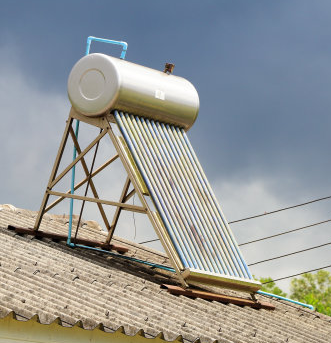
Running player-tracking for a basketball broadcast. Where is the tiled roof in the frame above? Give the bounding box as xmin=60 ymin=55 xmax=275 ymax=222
xmin=0 ymin=205 xmax=331 ymax=343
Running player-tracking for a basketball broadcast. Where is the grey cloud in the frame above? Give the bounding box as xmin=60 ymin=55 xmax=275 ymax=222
xmin=1 ymin=1 xmax=331 ymax=291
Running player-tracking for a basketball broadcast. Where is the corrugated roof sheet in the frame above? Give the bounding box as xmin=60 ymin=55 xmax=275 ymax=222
xmin=0 ymin=205 xmax=331 ymax=343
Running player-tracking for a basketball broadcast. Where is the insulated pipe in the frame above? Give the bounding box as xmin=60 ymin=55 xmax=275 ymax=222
xmin=115 ymin=112 xmax=191 ymax=267
xmin=166 ymin=125 xmax=245 ymax=278
xmin=256 ymin=290 xmax=314 ymax=310
xmin=178 ymin=128 xmax=252 ymax=279
xmin=138 ymin=117 xmax=217 ymax=273
xmin=154 ymin=121 xmax=238 ymax=277
xmin=122 ymin=113 xmax=200 ymax=269
xmin=67 ymin=119 xmax=80 ymax=245
xmin=149 ymin=119 xmax=231 ymax=275
xmin=74 ymin=244 xmax=175 ymax=272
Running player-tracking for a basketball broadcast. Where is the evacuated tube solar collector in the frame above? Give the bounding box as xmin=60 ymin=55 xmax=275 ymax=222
xmin=68 ymin=53 xmax=260 ymax=292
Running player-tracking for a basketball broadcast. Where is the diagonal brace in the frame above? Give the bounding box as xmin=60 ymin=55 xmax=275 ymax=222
xmin=123 ymin=189 xmax=136 ymax=203
xmin=45 ymin=153 xmax=119 ymax=213
xmin=49 ymin=129 xmax=108 ymax=189
xmin=106 ymin=176 xmax=131 ymax=243
xmin=68 ymin=126 xmax=111 ymax=232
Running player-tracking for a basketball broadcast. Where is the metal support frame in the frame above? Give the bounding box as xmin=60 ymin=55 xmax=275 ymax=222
xmin=33 ymin=107 xmax=188 ymax=287
xmin=34 ymin=108 xmax=146 ymax=231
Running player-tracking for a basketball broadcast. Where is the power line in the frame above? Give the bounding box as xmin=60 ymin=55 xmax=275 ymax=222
xmin=239 ymin=218 xmax=331 ymax=246
xmin=249 ymin=241 xmax=331 ymax=266
xmin=139 ymin=238 xmax=159 ymax=245
xmin=139 ymin=218 xmax=331 ymax=246
xmin=228 ymin=195 xmax=331 ymax=224
xmin=132 ymin=193 xmax=137 ymax=240
xmin=262 ymin=264 xmax=331 ymax=284
xmin=138 ymin=196 xmax=331 ymax=245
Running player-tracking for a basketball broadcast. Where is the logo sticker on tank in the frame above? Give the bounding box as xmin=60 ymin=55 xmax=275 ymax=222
xmin=155 ymin=89 xmax=165 ymax=100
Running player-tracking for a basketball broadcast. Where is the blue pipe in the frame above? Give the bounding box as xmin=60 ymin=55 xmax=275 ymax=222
xmin=257 ymin=290 xmax=314 ymax=310
xmin=68 ymin=243 xmax=175 ymax=272
xmin=85 ymin=36 xmax=128 ymax=59
xmin=67 ymin=36 xmax=128 ymax=245
xmin=67 ymin=119 xmax=80 ymax=245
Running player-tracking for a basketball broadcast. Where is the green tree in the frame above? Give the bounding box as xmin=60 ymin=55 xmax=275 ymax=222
xmin=259 ymin=277 xmax=287 ymax=297
xmin=290 ymin=270 xmax=331 ymax=316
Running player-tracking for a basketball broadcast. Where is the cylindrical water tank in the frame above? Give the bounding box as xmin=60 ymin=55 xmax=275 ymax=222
xmin=67 ymin=53 xmax=199 ymax=130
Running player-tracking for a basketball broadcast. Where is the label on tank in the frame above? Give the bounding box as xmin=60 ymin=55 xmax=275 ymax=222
xmin=155 ymin=89 xmax=165 ymax=100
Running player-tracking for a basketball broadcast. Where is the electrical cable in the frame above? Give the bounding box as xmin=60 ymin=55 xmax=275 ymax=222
xmin=138 ymin=218 xmax=331 ymax=246
xmin=133 ymin=193 xmax=137 ymax=240
xmin=139 ymin=238 xmax=159 ymax=245
xmin=239 ymin=218 xmax=331 ymax=246
xmin=249 ymin=241 xmax=331 ymax=266
xmin=138 ymin=196 xmax=331 ymax=245
xmin=262 ymin=264 xmax=331 ymax=284
xmin=228 ymin=195 xmax=331 ymax=224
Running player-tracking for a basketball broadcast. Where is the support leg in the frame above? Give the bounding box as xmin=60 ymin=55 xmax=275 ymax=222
xmin=34 ymin=117 xmax=73 ymax=230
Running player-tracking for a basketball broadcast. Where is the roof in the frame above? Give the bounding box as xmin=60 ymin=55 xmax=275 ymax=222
xmin=0 ymin=204 xmax=331 ymax=343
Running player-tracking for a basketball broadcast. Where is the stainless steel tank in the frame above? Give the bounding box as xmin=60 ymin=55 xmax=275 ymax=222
xmin=67 ymin=53 xmax=199 ymax=130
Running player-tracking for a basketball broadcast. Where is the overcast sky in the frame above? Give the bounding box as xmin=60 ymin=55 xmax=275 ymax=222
xmin=1 ymin=1 xmax=330 ymax=293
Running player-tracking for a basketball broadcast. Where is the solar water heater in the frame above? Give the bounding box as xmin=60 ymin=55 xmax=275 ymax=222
xmin=34 ymin=38 xmax=261 ymax=293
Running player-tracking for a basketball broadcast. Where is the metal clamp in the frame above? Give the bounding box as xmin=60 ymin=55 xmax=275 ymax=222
xmin=85 ymin=36 xmax=128 ymax=58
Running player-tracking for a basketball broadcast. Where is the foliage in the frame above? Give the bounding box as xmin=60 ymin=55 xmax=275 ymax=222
xmin=290 ymin=270 xmax=331 ymax=316
xmin=257 ymin=271 xmax=331 ymax=316
xmin=259 ymin=277 xmax=287 ymax=297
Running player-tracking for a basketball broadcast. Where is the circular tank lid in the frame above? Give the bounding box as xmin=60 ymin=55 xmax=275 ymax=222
xmin=68 ymin=54 xmax=120 ymax=116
